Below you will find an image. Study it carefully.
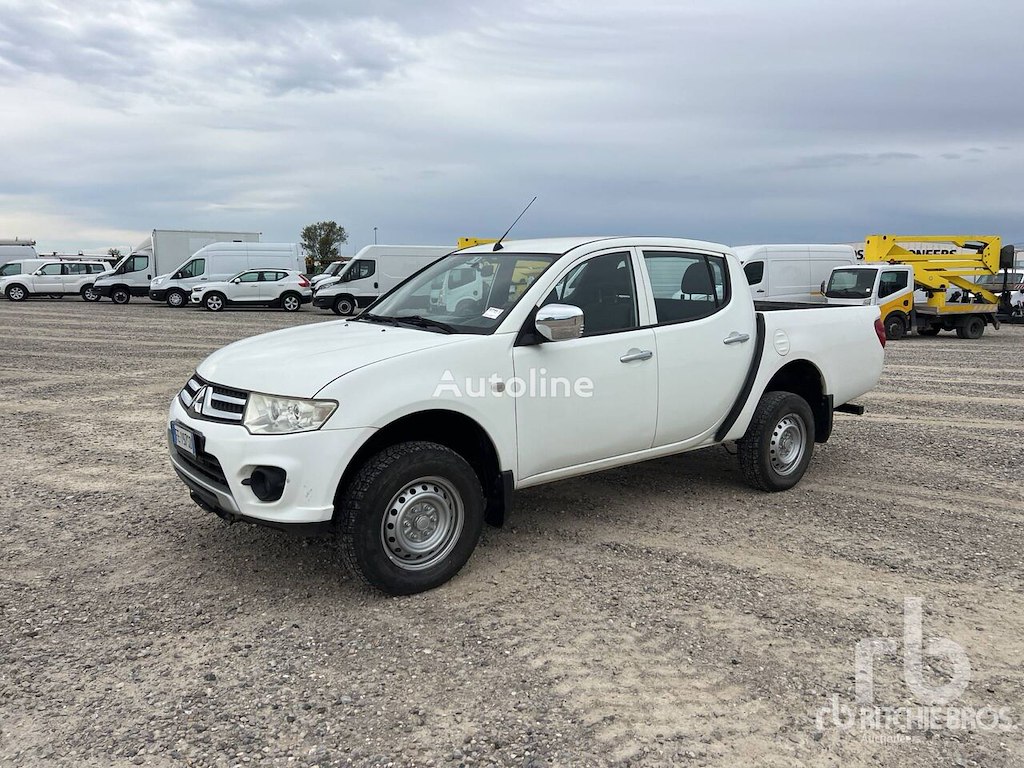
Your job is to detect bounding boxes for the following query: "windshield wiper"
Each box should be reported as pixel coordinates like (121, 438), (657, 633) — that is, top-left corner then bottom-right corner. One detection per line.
(355, 312), (400, 327)
(392, 315), (456, 334)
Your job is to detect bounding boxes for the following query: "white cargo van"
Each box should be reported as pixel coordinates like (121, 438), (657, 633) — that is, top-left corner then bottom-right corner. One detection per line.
(149, 243), (304, 307)
(0, 241), (38, 263)
(312, 245), (452, 315)
(0, 258), (45, 277)
(734, 244), (859, 303)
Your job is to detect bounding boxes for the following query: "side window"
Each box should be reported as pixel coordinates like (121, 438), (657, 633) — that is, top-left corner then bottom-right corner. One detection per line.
(91, 264), (106, 273)
(0, 263), (20, 276)
(878, 270), (909, 298)
(237, 271), (260, 282)
(66, 263), (85, 275)
(39, 263), (63, 275)
(133, 255), (149, 272)
(357, 260), (376, 280)
(642, 251), (730, 324)
(178, 259), (205, 279)
(544, 251), (638, 336)
(743, 260), (764, 285)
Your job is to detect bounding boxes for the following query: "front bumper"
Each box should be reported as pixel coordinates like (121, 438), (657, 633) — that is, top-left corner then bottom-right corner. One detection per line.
(149, 288), (168, 301)
(167, 397), (375, 528)
(313, 294), (335, 308)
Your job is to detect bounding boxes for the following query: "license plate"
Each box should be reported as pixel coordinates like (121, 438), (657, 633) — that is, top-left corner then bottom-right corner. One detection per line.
(172, 422), (197, 457)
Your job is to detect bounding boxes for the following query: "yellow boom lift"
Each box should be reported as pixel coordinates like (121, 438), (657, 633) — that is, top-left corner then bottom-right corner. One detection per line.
(824, 235), (1016, 339)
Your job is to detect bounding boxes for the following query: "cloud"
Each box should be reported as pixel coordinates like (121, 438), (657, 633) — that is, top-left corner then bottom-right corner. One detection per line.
(0, 0), (1023, 253)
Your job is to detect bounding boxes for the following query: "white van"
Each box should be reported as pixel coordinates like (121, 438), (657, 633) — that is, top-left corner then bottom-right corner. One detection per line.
(733, 244), (859, 303)
(312, 244), (452, 315)
(149, 243), (304, 307)
(0, 258), (46, 277)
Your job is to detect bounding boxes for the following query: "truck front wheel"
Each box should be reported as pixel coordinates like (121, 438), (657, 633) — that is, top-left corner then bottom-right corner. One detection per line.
(883, 313), (907, 341)
(166, 290), (187, 308)
(738, 391), (815, 492)
(110, 286), (131, 304)
(332, 295), (356, 315)
(338, 441), (485, 595)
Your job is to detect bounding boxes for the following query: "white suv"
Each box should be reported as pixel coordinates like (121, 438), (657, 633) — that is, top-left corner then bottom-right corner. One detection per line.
(1, 260), (111, 301)
(190, 269), (312, 312)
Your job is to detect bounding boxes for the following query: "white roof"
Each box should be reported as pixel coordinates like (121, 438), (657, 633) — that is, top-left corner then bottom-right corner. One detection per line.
(457, 236), (732, 255)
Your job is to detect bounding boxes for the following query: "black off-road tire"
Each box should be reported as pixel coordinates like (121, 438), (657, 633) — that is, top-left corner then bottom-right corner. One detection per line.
(738, 391), (816, 492)
(338, 441), (485, 595)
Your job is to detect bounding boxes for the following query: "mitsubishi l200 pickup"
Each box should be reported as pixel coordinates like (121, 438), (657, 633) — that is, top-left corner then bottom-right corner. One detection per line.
(167, 237), (885, 594)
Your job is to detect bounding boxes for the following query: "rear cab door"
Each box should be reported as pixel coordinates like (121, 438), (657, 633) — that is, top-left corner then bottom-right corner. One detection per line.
(636, 248), (756, 446)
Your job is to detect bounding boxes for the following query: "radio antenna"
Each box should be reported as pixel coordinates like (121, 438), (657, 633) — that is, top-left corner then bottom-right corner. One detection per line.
(492, 196), (537, 251)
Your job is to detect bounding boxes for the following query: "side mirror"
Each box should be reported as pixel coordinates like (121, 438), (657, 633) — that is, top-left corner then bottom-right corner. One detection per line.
(536, 304), (584, 341)
(820, 280), (826, 294)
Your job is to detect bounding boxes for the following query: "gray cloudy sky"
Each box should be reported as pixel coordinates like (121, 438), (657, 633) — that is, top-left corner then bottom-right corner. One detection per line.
(1, 0), (1021, 255)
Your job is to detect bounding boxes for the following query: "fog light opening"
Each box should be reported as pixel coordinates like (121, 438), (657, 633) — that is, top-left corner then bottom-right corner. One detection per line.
(249, 466), (287, 502)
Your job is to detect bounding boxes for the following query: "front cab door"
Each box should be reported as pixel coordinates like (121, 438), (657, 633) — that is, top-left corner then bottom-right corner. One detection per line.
(513, 249), (658, 480)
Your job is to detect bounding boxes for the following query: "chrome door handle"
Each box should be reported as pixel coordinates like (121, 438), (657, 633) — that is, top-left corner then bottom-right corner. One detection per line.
(723, 332), (750, 345)
(620, 349), (653, 363)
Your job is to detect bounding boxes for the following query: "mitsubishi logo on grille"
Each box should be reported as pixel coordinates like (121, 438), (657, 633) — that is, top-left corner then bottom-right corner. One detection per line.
(190, 385), (208, 414)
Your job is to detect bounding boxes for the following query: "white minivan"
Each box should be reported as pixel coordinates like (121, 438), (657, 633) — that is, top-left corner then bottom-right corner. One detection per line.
(734, 244), (859, 303)
(149, 243), (304, 307)
(312, 244), (452, 315)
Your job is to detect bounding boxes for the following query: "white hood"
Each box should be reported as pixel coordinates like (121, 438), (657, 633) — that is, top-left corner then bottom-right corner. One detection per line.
(197, 320), (463, 398)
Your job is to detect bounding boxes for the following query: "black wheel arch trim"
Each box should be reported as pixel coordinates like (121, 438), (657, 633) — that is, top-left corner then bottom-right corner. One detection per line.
(714, 312), (766, 443)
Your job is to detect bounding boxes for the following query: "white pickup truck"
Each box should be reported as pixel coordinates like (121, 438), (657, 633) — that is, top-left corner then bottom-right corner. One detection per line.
(168, 237), (885, 594)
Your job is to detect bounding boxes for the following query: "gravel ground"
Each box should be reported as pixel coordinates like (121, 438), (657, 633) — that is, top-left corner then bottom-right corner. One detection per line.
(1, 298), (1022, 767)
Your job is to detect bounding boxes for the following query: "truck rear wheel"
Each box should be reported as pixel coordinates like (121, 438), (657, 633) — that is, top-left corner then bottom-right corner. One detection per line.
(738, 391), (815, 492)
(883, 313), (907, 340)
(956, 316), (985, 340)
(338, 441), (485, 595)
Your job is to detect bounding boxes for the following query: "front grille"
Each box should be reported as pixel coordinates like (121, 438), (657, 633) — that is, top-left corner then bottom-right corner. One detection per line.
(179, 374), (249, 423)
(175, 446), (228, 487)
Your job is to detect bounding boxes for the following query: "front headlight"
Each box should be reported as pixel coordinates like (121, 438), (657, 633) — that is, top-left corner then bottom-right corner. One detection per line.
(243, 393), (337, 435)
(152, 277), (164, 286)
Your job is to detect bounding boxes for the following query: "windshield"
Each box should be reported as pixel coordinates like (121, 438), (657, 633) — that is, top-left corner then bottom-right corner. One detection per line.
(825, 268), (877, 299)
(364, 251), (557, 334)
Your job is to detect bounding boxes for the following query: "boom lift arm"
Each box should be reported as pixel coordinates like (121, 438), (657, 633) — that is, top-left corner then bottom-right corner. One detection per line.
(864, 235), (1015, 307)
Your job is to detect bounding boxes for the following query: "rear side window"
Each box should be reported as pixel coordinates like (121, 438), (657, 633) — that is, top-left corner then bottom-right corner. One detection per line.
(743, 260), (764, 285)
(66, 263), (87, 274)
(643, 251), (730, 324)
(0, 262), (20, 276)
(89, 264), (106, 273)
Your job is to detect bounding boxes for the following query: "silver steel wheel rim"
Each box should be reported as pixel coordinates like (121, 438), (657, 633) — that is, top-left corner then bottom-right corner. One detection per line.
(207, 296), (222, 310)
(339, 300), (352, 314)
(9, 287), (24, 300)
(168, 292), (183, 307)
(284, 296), (299, 310)
(770, 413), (806, 476)
(381, 476), (464, 571)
